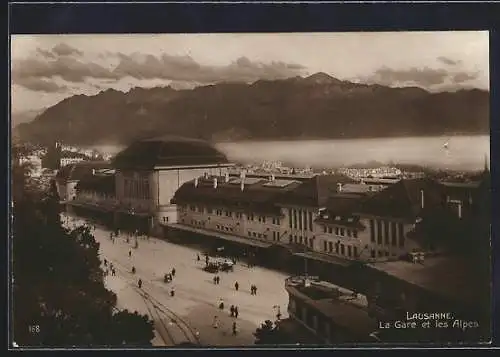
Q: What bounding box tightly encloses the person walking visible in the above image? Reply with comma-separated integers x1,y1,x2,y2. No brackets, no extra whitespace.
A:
104,259,108,267
138,279,142,289
112,268,116,276
171,268,176,277
132,266,136,274
170,287,175,297
218,298,224,310
234,281,239,291
253,285,258,295
128,250,132,258
212,316,219,329
234,306,239,319
213,276,217,285
216,276,220,285
232,321,238,335
250,284,255,295
230,305,235,317
197,253,200,261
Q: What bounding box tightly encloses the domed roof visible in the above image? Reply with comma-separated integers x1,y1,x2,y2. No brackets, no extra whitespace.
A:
112,135,230,170
55,161,113,182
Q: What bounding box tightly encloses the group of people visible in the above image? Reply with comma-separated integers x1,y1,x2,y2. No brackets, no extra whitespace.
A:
103,259,116,276
213,301,240,335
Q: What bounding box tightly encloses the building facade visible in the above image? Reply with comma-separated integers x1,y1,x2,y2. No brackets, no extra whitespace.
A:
111,136,233,234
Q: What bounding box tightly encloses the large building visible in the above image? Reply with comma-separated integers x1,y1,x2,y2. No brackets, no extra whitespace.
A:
111,135,233,233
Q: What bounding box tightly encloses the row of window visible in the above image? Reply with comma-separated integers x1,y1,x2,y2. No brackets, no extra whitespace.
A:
369,219,405,248
217,224,234,233
322,226,358,238
185,205,280,224
288,235,314,248
191,220,206,227
123,178,151,199
322,240,359,258
370,249,397,258
288,208,314,232
248,231,267,239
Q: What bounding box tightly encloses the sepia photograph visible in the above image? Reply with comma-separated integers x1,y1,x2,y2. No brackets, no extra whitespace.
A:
10,31,491,347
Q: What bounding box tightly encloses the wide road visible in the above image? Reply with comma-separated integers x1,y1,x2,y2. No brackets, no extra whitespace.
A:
62,213,290,347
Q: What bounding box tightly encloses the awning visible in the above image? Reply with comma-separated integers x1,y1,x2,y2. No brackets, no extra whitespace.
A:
293,251,351,267
166,223,273,248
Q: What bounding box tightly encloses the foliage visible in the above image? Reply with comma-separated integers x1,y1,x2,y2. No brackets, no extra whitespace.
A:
253,320,291,345
41,142,61,170
12,145,154,346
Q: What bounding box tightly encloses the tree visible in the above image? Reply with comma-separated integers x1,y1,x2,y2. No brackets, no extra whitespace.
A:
253,320,291,345
12,145,154,347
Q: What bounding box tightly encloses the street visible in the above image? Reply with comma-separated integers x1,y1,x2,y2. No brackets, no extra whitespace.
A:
62,213,290,347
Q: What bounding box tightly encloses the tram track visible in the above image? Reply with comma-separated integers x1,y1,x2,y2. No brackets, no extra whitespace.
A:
106,257,201,346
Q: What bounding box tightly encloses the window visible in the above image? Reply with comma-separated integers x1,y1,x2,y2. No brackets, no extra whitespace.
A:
353,246,358,257
378,250,383,257
391,222,397,246
353,230,358,238
298,211,302,230
347,245,352,257
347,230,352,238
398,223,405,247
340,228,345,236
335,227,339,235
370,219,375,242
385,251,389,257
293,210,297,229
324,241,328,251
328,227,333,234
371,249,375,258
340,244,345,255
323,226,327,233
328,242,333,253
288,209,293,228
377,220,382,244
253,232,257,237
384,220,390,244
289,235,293,243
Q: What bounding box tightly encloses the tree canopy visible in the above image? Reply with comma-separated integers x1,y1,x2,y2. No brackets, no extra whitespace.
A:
12,146,154,347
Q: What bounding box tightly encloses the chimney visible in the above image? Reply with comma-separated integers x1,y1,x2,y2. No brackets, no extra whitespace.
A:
213,178,218,189
337,183,343,193
240,179,245,191
194,177,199,187
420,189,424,209
225,172,230,183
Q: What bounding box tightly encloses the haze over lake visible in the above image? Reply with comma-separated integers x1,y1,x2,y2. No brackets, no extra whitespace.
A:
91,135,490,172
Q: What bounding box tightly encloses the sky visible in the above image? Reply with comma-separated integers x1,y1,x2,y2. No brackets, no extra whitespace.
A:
10,31,489,113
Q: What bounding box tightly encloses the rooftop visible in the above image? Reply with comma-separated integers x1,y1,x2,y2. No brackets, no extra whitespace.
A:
112,135,230,170
55,161,113,182
367,255,489,307
277,174,356,208
171,175,302,214
76,174,115,195
285,276,376,337
355,178,444,221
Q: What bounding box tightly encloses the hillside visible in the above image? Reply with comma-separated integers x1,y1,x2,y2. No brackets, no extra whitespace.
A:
16,73,489,146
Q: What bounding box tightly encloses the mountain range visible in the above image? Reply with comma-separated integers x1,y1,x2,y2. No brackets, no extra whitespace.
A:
15,73,489,146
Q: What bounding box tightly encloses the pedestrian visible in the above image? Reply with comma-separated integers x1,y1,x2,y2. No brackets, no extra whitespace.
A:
129,250,132,258
205,255,209,266
171,268,176,277
217,276,220,284
250,285,254,295
132,266,136,274
230,305,235,317
138,279,142,289
254,285,258,295
112,268,116,276
213,276,217,285
104,259,108,266
170,287,175,297
234,282,239,291
234,306,239,318
219,299,224,310
232,257,236,265
232,321,238,335
276,306,282,321
197,254,200,261
212,316,219,329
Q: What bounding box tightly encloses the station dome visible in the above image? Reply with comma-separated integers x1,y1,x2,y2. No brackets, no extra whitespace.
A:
112,135,230,170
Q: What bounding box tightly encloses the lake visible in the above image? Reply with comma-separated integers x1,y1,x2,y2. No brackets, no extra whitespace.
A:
91,135,490,172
